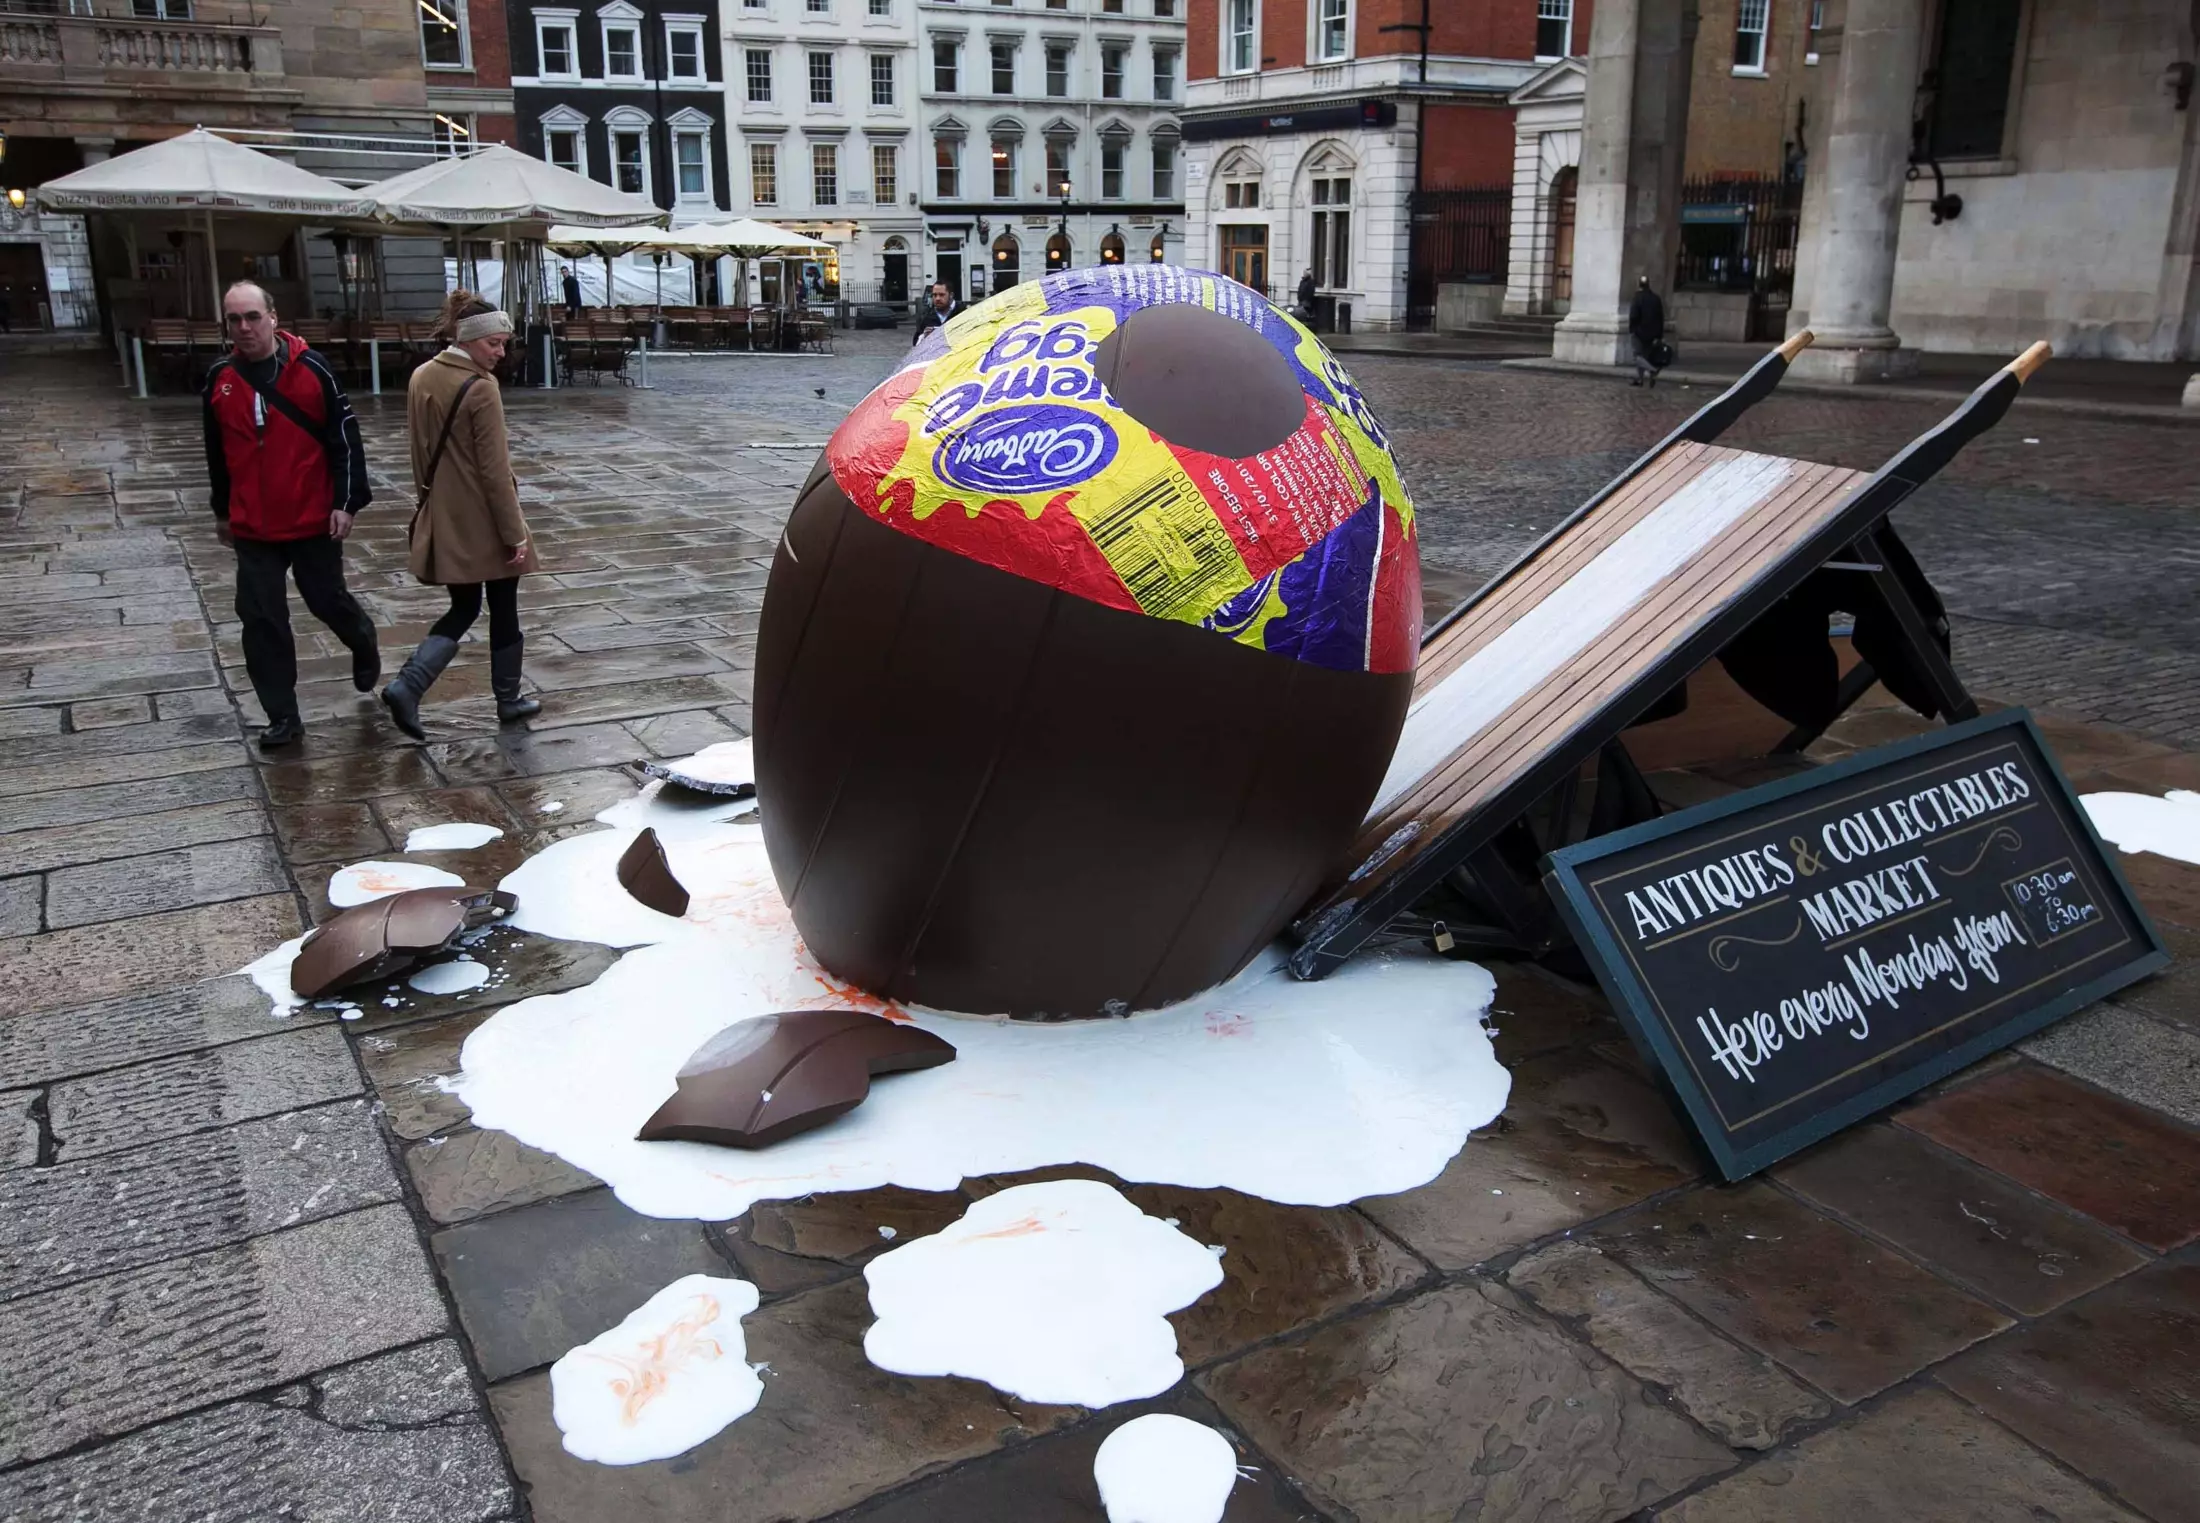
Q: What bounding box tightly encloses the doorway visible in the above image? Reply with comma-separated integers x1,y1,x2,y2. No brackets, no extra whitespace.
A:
0,245,51,331
935,239,962,303
1549,166,1577,312
1219,224,1268,294
881,239,909,303
992,231,1021,290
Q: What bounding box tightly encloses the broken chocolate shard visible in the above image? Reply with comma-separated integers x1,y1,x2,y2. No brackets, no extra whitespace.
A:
290,887,516,999
636,1010,956,1149
617,827,691,918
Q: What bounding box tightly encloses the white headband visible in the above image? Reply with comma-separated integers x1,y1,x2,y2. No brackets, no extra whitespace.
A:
454,309,514,341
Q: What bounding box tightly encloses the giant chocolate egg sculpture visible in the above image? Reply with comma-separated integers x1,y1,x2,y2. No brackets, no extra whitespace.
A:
754,267,1420,1018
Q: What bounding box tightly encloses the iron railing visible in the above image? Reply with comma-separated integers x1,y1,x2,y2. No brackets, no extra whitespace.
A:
1405,184,1511,330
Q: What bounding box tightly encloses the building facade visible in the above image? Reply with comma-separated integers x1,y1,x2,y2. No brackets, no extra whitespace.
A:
914,0,1187,306
0,0,482,331
720,0,920,305
426,0,523,152
1553,0,2200,370
509,0,732,223
1180,0,1557,331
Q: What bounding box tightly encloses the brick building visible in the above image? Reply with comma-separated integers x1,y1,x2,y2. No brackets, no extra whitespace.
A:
1179,0,1573,331
0,0,510,331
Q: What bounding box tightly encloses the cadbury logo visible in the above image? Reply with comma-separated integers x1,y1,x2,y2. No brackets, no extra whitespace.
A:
932,404,1118,495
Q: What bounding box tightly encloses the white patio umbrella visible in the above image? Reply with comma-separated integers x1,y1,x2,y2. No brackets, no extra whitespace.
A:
364,145,664,234
36,127,377,318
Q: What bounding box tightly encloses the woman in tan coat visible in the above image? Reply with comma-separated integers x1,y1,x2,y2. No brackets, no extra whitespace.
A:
382,290,543,739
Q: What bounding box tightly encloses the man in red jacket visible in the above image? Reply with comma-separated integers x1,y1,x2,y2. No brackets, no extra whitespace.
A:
202,281,379,749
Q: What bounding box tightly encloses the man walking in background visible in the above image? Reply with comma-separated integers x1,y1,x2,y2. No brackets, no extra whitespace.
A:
1628,273,1668,388
911,281,961,345
201,280,379,749
562,264,585,313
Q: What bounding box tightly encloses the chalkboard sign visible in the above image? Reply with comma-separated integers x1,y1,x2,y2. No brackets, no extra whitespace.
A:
1544,712,2169,1180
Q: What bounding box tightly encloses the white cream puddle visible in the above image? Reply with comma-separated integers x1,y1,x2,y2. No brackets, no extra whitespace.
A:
404,822,506,852
2083,789,2200,867
862,1181,1223,1407
236,934,311,1014
1094,1414,1242,1523
550,1273,763,1466
328,860,466,908
409,959,492,995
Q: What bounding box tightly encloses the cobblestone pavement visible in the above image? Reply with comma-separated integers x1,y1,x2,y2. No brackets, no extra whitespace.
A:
1,338,2196,1523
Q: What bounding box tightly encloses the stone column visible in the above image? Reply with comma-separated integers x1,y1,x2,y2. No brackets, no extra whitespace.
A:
1786,0,1926,382
1550,0,1697,366
1782,1,1842,337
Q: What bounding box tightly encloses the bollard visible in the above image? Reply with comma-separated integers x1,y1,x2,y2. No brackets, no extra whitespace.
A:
370,339,382,397
132,336,148,400
636,335,651,389
539,329,555,389
116,327,130,388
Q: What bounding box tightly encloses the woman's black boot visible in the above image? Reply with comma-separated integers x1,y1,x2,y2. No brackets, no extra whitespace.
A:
381,635,458,740
491,638,541,723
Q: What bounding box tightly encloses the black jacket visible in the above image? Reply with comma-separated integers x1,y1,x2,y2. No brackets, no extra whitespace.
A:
912,299,964,344
1296,274,1317,307
1628,286,1666,342
562,275,584,309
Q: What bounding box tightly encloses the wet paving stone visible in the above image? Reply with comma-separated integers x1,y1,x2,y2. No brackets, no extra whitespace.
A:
405,1125,601,1225
837,1388,1322,1523
1482,963,1626,1066
46,1024,363,1163
430,721,648,783
0,763,257,832
628,707,746,758
1937,1258,2200,1523
490,1278,1078,1523
0,976,315,1091
1585,1181,2010,1405
258,745,443,806
42,834,291,929
0,893,300,1019
0,1204,449,1468
1772,1122,2149,1316
1508,1240,1831,1450
1358,1049,1700,1270
2107,921,2200,1036
1657,1385,2142,1522
3,1088,38,1168
0,799,266,879
1200,1281,1734,1522
371,785,520,844
0,876,39,937
1895,1062,2200,1251
0,1339,514,1523
0,737,246,796
1114,1185,1429,1367
270,800,392,865
0,1099,400,1302
524,672,753,730
342,928,623,1035
744,1186,974,1269
357,1009,496,1140
488,764,681,825
434,1187,738,1381
2022,1002,2200,1129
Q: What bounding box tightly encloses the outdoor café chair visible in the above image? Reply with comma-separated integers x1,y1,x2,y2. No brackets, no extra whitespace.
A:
1286,333,2055,977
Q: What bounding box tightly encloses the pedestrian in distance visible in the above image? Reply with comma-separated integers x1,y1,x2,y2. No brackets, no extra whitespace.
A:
1295,267,1317,320
201,279,379,750
1629,273,1668,388
382,290,542,740
561,264,585,313
911,281,962,345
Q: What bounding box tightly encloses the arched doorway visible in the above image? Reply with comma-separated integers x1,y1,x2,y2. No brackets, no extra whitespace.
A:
992,231,1021,291
1149,232,1166,263
1046,231,1072,272
881,235,909,304
1099,231,1125,265
1548,166,1577,313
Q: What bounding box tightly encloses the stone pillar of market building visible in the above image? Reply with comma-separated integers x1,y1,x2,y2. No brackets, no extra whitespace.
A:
1786,0,1926,382
1550,0,1698,367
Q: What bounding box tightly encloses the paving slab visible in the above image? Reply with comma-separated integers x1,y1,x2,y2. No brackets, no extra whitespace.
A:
2108,921,2200,1036
1895,1062,2200,1251
836,1388,1323,1523
0,764,257,832
429,721,647,783
270,800,395,865
3,1087,38,1168
493,766,641,825
0,975,313,1090
405,1124,601,1225
0,1099,400,1302
0,799,266,878
42,834,291,929
0,1202,449,1468
371,784,520,843
343,927,623,1036
1358,1049,1700,1270
0,1339,513,1523
258,746,444,807
2022,1001,2200,1129
1937,1258,2200,1523
1508,1240,1831,1449
1585,1181,2010,1405
0,876,39,937
1199,1281,1734,1522
490,1278,1079,1523
1655,1385,2141,1522
1772,1122,2149,1316
45,1024,363,1163
434,1186,737,1381
0,737,247,796
0,893,300,1019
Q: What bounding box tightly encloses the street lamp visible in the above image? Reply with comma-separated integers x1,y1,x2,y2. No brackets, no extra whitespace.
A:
1052,176,1072,272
